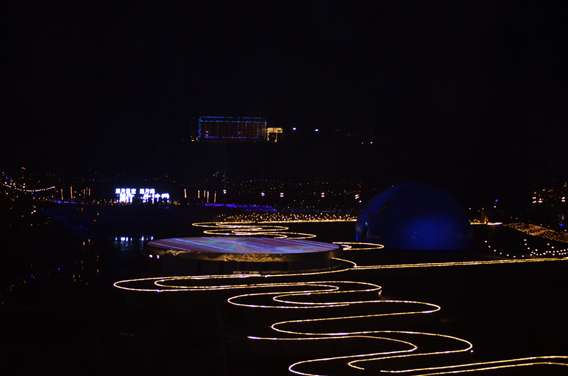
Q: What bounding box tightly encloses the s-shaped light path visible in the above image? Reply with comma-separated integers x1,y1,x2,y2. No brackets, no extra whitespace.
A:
113,256,568,375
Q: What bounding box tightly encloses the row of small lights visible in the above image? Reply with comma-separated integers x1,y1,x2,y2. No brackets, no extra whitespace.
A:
484,238,568,259
115,236,154,243
505,223,568,242
476,222,568,259
3,182,57,193
527,240,568,258
203,190,361,199
220,212,358,223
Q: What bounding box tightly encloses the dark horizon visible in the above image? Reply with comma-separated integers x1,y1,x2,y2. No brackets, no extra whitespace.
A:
3,1,567,209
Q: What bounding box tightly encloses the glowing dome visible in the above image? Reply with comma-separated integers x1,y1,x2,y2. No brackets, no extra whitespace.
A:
355,183,472,250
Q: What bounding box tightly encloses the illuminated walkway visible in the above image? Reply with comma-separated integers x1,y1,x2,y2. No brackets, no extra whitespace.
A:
114,221,568,375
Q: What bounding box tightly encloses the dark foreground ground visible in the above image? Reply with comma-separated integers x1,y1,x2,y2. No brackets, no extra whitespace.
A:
1,216,568,375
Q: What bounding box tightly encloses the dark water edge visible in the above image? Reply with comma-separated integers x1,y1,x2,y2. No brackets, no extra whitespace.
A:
2,211,568,375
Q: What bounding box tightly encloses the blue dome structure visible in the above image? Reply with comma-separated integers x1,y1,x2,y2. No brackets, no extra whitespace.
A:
355,183,472,250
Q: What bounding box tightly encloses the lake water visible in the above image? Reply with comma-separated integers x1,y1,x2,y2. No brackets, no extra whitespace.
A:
3,209,568,375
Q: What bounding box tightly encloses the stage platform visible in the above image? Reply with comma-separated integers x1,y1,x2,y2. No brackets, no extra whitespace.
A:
144,237,343,274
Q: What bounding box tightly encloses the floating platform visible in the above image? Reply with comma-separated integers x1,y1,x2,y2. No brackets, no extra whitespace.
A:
145,237,343,274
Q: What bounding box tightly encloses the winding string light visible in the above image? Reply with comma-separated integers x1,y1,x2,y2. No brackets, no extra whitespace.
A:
113,221,568,374
114,255,568,375
194,221,318,239
376,356,568,375
334,242,384,251
3,182,56,193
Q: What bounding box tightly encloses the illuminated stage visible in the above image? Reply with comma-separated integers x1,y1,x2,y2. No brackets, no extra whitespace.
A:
145,237,343,273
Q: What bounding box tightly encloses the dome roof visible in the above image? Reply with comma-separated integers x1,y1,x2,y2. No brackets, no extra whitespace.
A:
355,183,472,250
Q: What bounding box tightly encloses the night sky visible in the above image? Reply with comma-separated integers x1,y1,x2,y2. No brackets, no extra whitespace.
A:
3,1,567,206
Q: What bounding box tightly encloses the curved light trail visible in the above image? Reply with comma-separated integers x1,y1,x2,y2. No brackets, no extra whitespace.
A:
113,222,568,374
113,258,568,375
194,221,318,239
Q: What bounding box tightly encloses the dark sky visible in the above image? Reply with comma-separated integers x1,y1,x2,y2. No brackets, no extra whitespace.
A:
2,1,567,204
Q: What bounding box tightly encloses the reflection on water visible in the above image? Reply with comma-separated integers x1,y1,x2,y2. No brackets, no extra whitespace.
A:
4,222,562,306
113,235,154,253
1,230,158,305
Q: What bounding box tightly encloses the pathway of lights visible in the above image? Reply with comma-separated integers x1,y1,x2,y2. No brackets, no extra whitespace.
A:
221,212,357,223
505,222,568,244
113,221,568,374
485,238,568,259
115,261,568,374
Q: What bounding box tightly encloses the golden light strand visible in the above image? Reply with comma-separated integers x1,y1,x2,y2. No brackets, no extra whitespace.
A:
112,221,568,374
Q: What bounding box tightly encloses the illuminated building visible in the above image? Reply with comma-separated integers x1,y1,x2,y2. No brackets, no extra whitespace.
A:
532,182,568,205
197,116,268,142
266,127,283,142
355,183,472,250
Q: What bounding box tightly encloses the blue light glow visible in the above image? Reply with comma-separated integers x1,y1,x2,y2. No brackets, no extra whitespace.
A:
355,183,472,250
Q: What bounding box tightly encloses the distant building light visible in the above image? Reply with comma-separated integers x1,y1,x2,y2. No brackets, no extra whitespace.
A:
266,127,283,142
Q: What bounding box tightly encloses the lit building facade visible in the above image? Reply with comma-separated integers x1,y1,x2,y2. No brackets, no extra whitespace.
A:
197,116,268,142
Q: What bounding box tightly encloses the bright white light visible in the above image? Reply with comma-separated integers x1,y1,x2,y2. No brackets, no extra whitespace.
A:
116,187,170,203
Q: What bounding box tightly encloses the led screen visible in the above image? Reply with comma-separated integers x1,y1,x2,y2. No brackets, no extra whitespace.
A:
115,188,170,203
